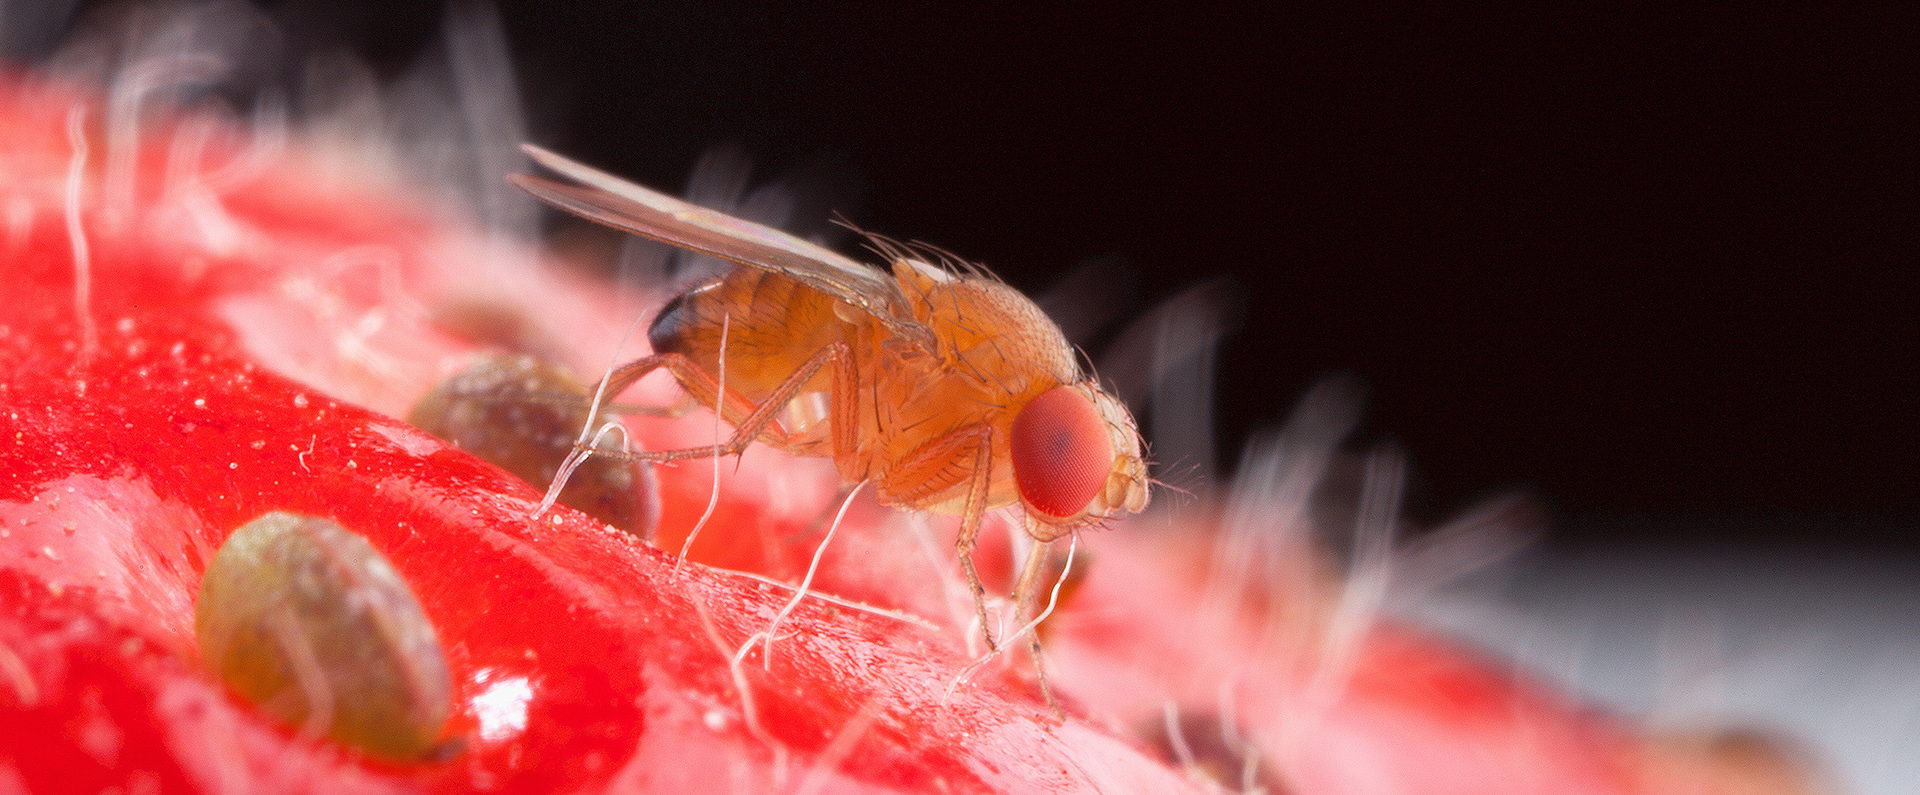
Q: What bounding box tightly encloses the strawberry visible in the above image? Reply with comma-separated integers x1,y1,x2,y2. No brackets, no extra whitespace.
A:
0,74,1813,795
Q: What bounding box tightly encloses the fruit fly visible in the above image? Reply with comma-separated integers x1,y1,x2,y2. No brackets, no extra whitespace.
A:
508,145,1150,651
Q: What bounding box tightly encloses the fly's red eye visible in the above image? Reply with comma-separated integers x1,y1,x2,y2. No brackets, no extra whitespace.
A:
1010,386,1114,519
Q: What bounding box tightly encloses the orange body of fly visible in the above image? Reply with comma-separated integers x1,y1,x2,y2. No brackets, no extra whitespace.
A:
510,145,1150,647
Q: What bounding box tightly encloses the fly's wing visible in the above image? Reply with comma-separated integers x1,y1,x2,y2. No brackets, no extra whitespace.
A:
512,144,933,348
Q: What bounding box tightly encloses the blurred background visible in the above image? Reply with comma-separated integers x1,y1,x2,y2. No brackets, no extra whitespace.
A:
11,1,1916,790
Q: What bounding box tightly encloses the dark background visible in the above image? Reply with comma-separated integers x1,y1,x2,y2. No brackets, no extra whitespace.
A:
62,2,1920,546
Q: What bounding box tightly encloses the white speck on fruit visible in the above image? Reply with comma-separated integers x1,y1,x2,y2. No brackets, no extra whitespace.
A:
194,398,206,408
703,709,728,731
293,393,309,408
471,674,532,742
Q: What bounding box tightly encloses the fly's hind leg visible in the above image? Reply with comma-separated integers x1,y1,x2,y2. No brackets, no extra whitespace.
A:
582,343,847,465
534,344,844,531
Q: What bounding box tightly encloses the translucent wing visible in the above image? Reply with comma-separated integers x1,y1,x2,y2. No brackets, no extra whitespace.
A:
512,144,930,345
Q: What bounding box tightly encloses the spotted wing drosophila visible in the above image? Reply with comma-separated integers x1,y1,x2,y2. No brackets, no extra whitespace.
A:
509,145,1149,647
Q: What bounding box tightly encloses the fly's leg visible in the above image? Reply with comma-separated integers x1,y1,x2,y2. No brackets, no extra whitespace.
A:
532,349,763,522
876,426,999,652
1008,532,1051,625
535,344,842,536
432,386,697,418
582,343,847,464
942,534,1080,712
957,441,999,653
587,354,756,448
1009,537,1064,720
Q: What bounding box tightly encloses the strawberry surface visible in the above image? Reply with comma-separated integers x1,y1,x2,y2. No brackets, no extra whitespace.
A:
0,75,1802,794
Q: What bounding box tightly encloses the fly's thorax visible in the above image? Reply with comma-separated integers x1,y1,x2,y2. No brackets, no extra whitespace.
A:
846,260,1078,512
841,311,1021,508
890,259,1080,398
881,259,1151,534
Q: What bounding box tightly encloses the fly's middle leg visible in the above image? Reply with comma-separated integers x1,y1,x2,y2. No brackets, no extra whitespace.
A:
956,441,1000,654
876,424,1000,652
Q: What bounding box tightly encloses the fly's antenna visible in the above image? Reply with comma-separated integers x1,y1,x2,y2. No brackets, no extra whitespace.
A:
1147,474,1200,503
1145,453,1205,487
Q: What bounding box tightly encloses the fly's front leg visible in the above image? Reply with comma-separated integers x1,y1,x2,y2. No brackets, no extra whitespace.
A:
1008,535,1051,626
1009,534,1064,719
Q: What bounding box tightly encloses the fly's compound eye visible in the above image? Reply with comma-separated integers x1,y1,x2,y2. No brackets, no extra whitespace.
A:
1010,385,1115,519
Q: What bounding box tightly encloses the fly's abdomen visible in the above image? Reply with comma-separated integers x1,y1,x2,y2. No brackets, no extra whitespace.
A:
645,278,715,357
647,269,850,405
